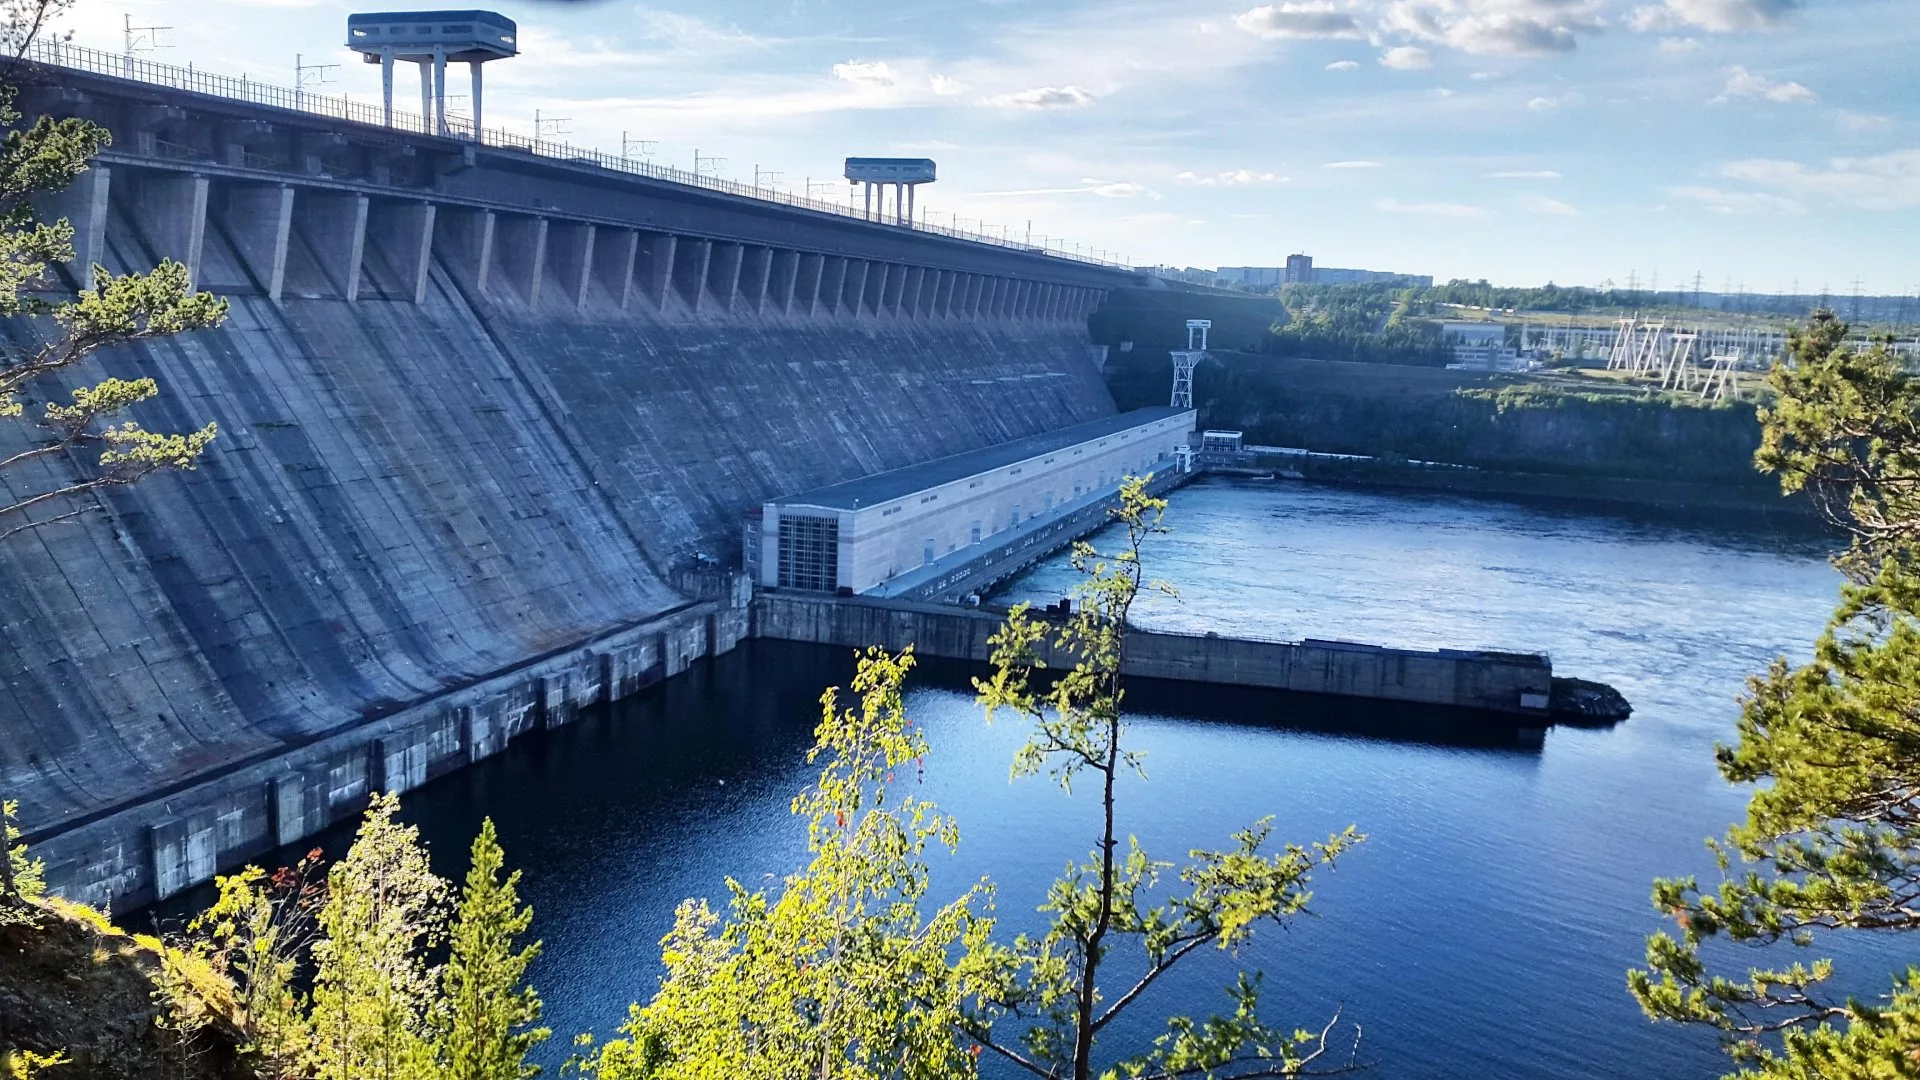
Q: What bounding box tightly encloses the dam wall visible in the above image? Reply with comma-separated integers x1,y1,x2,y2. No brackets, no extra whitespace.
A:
2,60,1133,909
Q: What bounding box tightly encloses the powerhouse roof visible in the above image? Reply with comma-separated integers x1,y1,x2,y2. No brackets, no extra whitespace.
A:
772,406,1194,511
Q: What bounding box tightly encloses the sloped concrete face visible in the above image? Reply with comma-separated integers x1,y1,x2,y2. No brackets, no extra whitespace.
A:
0,191,1116,907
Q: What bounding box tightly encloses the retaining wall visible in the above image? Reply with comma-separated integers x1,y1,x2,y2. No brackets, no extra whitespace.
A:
753,593,1553,717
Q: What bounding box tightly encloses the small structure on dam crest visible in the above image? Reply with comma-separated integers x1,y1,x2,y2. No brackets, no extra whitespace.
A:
346,9,518,133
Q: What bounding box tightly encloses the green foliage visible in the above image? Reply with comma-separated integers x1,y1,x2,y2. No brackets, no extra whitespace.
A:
439,818,549,1080
587,647,995,1080
1628,311,1920,1076
1266,283,1451,368
968,477,1364,1079
599,481,1363,1079
3,1049,70,1079
187,852,326,1078
0,72,225,541
1462,382,1741,415
0,797,45,920
175,803,548,1080
310,792,449,1080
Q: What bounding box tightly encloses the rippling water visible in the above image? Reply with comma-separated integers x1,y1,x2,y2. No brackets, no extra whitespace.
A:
164,478,1862,1079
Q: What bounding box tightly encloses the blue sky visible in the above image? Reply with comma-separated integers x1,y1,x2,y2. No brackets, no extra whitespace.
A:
55,0,1920,293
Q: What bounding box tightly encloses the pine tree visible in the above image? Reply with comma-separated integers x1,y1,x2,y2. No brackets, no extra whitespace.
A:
1629,312,1920,1075
0,798,44,923
310,792,449,1080
0,0,223,904
438,818,549,1080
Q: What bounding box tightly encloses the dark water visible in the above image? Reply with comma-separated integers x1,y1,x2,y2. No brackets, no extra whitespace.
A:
161,478,1867,1079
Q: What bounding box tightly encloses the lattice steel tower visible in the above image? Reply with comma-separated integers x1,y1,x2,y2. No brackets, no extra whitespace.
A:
1170,319,1209,408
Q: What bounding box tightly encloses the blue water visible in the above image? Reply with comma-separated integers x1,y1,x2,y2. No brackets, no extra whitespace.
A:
179,478,1859,1078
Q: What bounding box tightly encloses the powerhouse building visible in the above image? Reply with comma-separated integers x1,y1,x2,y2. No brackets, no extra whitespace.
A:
754,407,1196,594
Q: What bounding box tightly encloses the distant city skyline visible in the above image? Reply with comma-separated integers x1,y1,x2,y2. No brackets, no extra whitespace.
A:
51,0,1920,294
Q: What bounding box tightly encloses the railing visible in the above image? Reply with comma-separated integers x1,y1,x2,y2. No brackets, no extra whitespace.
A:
23,39,1130,270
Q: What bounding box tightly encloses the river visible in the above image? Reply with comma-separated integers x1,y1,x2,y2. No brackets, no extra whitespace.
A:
160,477,1859,1078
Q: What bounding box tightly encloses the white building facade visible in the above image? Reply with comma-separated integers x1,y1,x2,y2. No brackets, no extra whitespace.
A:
757,407,1196,594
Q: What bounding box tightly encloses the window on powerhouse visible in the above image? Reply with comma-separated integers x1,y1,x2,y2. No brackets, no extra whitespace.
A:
777,514,839,591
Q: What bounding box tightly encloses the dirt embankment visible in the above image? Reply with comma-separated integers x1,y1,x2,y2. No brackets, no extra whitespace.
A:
0,902,254,1080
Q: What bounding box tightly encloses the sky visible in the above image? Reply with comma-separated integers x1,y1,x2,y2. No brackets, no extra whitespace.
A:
48,0,1920,293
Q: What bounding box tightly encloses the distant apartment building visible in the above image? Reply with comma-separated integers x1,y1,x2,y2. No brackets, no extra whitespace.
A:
1310,266,1435,288
1214,266,1286,288
1143,265,1230,287
1213,256,1433,290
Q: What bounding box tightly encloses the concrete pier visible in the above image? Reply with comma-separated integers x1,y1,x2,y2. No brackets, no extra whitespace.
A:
753,592,1554,718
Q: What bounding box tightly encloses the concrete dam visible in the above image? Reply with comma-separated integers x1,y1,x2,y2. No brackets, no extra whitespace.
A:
1,52,1137,909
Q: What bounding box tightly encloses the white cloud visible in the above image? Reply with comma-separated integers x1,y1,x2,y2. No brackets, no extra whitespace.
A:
1713,65,1816,104
1380,45,1431,69
1629,0,1800,33
1176,168,1289,185
892,140,959,151
1658,36,1703,52
1234,1,1365,40
1721,150,1920,210
1520,192,1579,215
1431,87,1456,97
1377,196,1488,217
1837,111,1893,132
1326,59,1362,71
985,85,1097,109
1470,71,1502,80
1527,92,1583,110
1325,160,1386,168
1485,169,1562,178
969,178,1158,199
831,60,898,87
929,74,968,96
1672,185,1807,214
1380,0,1605,56
630,9,780,53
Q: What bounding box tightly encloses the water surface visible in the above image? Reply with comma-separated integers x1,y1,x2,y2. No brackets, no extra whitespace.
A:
177,479,1858,1079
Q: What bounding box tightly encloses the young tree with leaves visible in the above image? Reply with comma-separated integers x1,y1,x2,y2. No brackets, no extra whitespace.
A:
438,818,550,1080
310,792,449,1080
186,851,327,1079
587,647,997,1080
1629,312,1920,1075
603,480,1362,1079
968,477,1364,1080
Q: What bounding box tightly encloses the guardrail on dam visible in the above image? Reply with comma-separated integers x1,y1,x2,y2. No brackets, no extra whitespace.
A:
2,57,1139,911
